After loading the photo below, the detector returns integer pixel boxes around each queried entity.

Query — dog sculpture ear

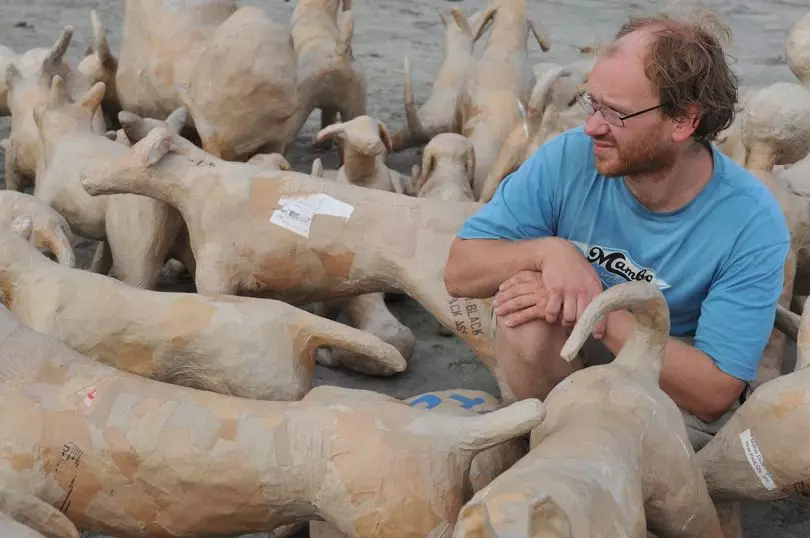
[48,74,70,106]
[134,126,175,168]
[41,25,74,78]
[165,106,189,134]
[5,63,22,92]
[528,18,552,52]
[450,7,472,36]
[79,81,107,115]
[438,8,450,28]
[378,121,393,154]
[471,6,497,43]
[315,122,347,146]
[311,158,324,177]
[418,147,436,190]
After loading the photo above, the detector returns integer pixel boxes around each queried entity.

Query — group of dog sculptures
[2,0,810,536]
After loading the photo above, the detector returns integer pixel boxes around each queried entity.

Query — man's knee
[492,304,582,388]
[493,311,569,365]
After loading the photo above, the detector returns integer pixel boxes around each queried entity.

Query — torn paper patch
[739,428,777,490]
[270,194,355,237]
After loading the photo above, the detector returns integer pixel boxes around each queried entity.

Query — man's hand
[493,238,605,334]
[493,270,549,327]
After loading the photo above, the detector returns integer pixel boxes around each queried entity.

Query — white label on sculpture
[270,201,315,238]
[281,193,355,219]
[270,194,355,237]
[739,428,777,491]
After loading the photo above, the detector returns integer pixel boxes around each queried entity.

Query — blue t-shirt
[458,127,791,382]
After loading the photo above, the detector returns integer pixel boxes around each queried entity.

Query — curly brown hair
[609,9,739,143]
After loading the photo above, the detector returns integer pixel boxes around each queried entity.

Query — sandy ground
[1,0,810,536]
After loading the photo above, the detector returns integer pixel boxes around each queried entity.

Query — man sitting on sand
[443,10,791,450]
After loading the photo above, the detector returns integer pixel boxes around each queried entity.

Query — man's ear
[671,103,701,143]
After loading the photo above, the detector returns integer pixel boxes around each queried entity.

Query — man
[443,11,791,450]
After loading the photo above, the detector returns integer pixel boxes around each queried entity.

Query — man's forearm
[444,237,552,299]
[658,340,745,422]
[601,311,745,422]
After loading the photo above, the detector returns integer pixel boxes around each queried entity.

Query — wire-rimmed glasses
[575,91,668,127]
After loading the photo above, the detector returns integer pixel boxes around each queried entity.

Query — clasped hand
[492,238,606,337]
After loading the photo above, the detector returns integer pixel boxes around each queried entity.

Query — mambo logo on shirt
[571,241,671,290]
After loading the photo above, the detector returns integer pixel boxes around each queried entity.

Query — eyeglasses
[575,92,668,127]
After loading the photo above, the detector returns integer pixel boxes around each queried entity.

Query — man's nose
[584,112,610,137]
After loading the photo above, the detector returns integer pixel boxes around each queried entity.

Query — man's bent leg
[491,298,583,402]
[681,399,741,451]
